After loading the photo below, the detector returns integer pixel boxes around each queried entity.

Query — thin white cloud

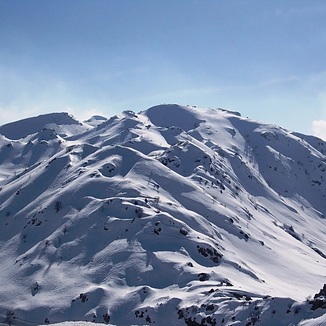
[0,105,42,125]
[259,75,300,86]
[67,107,108,122]
[312,120,326,141]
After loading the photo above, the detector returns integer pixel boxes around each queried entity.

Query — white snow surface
[38,323,108,326]
[0,104,325,325]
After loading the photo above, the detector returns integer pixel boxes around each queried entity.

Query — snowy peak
[84,115,108,127]
[0,105,326,326]
[144,104,242,132]
[0,112,87,140]
[144,104,205,131]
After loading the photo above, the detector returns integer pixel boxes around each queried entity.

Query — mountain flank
[0,104,325,325]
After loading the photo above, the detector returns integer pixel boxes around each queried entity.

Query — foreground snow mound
[0,104,325,325]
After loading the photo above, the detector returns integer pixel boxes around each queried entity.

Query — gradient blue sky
[1,1,326,138]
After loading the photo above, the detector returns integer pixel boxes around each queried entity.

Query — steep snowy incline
[0,105,325,326]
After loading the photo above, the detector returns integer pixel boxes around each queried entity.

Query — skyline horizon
[1,1,326,140]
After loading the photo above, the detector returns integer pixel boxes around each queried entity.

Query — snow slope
[0,105,325,326]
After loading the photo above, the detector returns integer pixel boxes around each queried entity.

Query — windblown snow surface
[0,104,325,326]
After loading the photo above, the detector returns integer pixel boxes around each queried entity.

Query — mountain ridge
[0,104,325,325]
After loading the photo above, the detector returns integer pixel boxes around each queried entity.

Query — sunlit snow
[0,104,325,325]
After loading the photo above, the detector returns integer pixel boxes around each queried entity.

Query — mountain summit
[0,105,325,325]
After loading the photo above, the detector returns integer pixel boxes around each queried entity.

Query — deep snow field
[0,104,325,325]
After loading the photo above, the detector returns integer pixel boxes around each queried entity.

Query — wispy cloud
[259,75,300,86]
[312,120,326,141]
[68,107,108,122]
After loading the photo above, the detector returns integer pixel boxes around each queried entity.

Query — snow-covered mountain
[0,104,325,326]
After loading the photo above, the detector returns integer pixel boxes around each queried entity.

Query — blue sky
[1,1,326,138]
